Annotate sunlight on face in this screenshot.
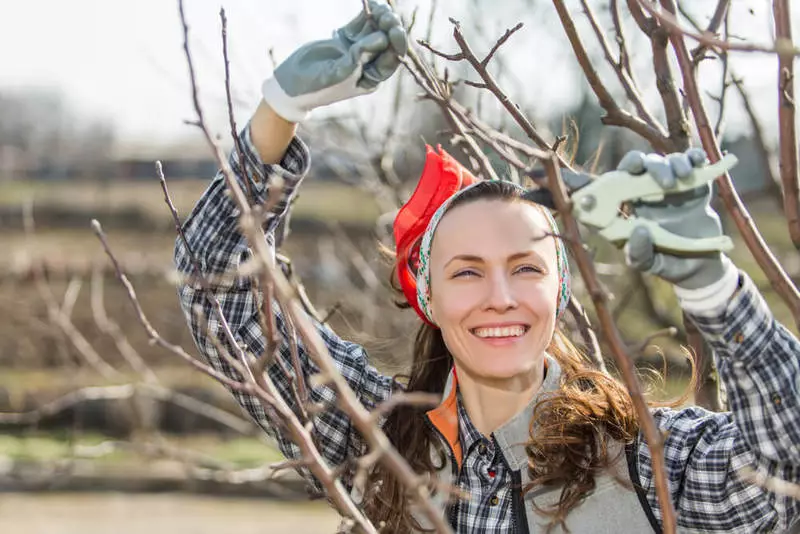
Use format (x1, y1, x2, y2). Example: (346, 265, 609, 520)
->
(428, 199, 560, 385)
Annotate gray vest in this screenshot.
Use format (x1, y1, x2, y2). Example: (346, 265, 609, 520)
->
(411, 356, 658, 533)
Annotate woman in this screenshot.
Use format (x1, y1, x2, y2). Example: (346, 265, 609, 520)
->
(175, 3, 800, 532)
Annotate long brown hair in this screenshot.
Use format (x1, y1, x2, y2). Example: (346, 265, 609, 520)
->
(364, 181, 641, 532)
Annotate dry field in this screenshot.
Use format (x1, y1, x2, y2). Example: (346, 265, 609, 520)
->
(0, 493, 339, 534)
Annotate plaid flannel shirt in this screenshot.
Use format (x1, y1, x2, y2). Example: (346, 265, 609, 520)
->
(176, 125, 800, 533)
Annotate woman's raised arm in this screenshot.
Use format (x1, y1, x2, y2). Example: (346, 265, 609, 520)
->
(174, 1, 407, 492)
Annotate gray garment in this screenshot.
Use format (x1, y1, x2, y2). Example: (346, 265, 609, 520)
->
(411, 356, 655, 533)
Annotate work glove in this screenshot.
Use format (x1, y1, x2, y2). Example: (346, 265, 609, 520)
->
(261, 1, 408, 123)
(619, 149, 739, 312)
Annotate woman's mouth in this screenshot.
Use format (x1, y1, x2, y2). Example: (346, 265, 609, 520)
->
(470, 325, 530, 339)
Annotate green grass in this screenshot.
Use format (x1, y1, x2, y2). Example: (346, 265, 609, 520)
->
(0, 432, 284, 467)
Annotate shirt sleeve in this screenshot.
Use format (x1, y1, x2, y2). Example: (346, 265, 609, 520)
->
(635, 272, 800, 532)
(174, 123, 395, 492)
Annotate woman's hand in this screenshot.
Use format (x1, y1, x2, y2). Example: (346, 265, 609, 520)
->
(261, 1, 407, 123)
(619, 149, 730, 292)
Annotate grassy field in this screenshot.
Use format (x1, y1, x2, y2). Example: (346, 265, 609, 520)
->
(0, 179, 383, 227)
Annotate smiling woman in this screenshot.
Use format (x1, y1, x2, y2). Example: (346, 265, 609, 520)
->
(175, 1, 800, 533)
(366, 180, 641, 532)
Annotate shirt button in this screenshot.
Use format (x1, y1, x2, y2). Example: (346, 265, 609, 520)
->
(490, 495, 499, 506)
(733, 332, 744, 343)
(772, 394, 783, 406)
(478, 442, 487, 455)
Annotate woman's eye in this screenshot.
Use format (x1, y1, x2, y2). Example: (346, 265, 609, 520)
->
(514, 265, 542, 275)
(453, 269, 479, 278)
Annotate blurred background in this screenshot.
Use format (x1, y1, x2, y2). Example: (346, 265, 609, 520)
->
(0, 0, 797, 532)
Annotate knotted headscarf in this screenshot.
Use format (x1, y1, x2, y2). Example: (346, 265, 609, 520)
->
(393, 146, 571, 327)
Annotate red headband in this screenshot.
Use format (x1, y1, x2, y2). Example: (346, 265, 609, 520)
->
(393, 145, 478, 324)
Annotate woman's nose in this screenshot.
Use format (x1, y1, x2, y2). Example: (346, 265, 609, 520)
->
(483, 272, 518, 312)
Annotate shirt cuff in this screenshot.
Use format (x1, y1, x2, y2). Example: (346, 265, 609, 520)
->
(230, 122, 310, 202)
(673, 256, 739, 315)
(683, 271, 775, 365)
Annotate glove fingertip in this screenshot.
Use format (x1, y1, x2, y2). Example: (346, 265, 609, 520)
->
(388, 26, 408, 56)
(625, 226, 656, 271)
(686, 147, 708, 167)
(667, 153, 693, 181)
(617, 150, 646, 174)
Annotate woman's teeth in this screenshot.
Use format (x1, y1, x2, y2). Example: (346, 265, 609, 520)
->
(472, 326, 527, 338)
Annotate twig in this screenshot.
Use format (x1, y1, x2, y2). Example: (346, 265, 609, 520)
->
(566, 296, 607, 374)
(220, 7, 255, 204)
(90, 266, 160, 384)
(636, 0, 800, 56)
(711, 20, 730, 137)
(399, 51, 500, 181)
(482, 22, 523, 68)
(541, 155, 677, 534)
(550, 1, 673, 153)
(609, 0, 634, 80)
(435, 19, 570, 159)
(578, 0, 664, 133)
(369, 392, 440, 422)
(23, 205, 120, 380)
(739, 466, 800, 500)
(678, 0, 730, 66)
(634, 327, 678, 354)
(773, 0, 800, 249)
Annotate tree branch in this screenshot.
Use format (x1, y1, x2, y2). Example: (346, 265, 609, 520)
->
(552, 1, 674, 153)
(578, 0, 664, 134)
(773, 0, 800, 248)
(541, 155, 677, 534)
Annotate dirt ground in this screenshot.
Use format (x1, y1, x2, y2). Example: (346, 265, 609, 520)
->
(0, 493, 339, 534)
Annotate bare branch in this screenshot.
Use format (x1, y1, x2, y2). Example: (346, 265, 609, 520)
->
(482, 22, 523, 68)
(551, 1, 674, 153)
(566, 296, 607, 374)
(23, 205, 120, 380)
(679, 0, 730, 66)
(739, 466, 800, 501)
(578, 0, 664, 134)
(91, 267, 160, 384)
(773, 0, 800, 249)
(637, 0, 800, 56)
(220, 8, 255, 204)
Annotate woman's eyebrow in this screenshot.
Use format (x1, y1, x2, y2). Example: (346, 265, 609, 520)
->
(444, 250, 544, 268)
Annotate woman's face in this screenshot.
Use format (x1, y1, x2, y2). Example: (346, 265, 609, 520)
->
(428, 199, 559, 383)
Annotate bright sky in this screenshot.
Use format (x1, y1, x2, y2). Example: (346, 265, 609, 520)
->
(0, 0, 791, 156)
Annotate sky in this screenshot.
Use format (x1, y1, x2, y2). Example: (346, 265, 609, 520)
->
(0, 0, 792, 157)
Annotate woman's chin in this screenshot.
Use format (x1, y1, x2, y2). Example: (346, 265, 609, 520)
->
(467, 359, 540, 383)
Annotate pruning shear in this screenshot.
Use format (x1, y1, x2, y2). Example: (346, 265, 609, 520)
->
(527, 154, 739, 254)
